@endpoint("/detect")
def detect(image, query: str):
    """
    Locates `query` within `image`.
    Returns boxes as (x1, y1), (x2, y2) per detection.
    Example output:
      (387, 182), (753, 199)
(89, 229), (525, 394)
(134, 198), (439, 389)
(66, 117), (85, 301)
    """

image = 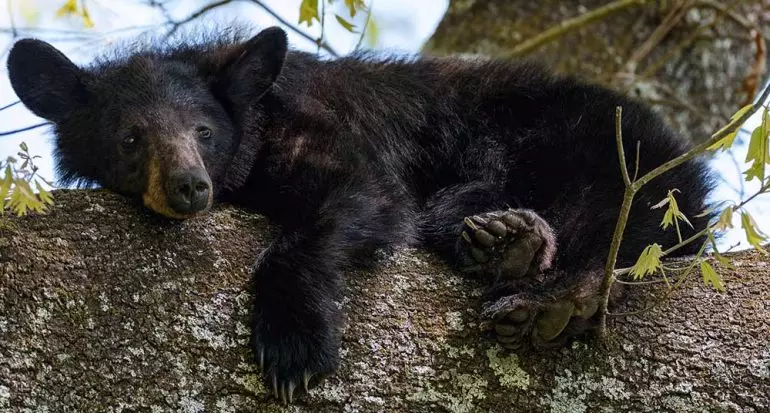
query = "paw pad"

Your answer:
(457, 209), (556, 280)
